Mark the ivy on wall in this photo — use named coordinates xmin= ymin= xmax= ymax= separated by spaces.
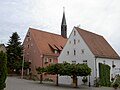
xmin=99 ymin=63 xmax=111 ymax=87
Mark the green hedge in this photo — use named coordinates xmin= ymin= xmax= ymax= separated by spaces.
xmin=99 ymin=63 xmax=110 ymax=86
xmin=0 ymin=51 xmax=7 ymax=90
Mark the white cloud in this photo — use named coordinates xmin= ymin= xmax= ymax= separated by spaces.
xmin=0 ymin=0 xmax=120 ymax=54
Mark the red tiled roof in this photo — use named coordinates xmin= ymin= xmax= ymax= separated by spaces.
xmin=29 ymin=28 xmax=67 ymax=55
xmin=75 ymin=27 xmax=120 ymax=59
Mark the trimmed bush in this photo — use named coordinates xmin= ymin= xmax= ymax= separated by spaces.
xmin=112 ymin=75 xmax=120 ymax=89
xmin=82 ymin=76 xmax=88 ymax=84
xmin=0 ymin=51 xmax=7 ymax=90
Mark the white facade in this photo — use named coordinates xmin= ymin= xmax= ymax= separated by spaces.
xmin=58 ymin=27 xmax=120 ymax=86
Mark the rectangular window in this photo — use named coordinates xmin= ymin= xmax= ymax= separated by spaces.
xmin=74 ymin=39 xmax=76 ymax=44
xmin=83 ymin=60 xmax=87 ymax=64
xmin=28 ymin=45 xmax=29 ymax=48
xmin=49 ymin=58 xmax=53 ymax=63
xmin=74 ymin=50 xmax=76 ymax=55
xmin=31 ymin=43 xmax=33 ymax=46
xmin=67 ymin=51 xmax=69 ymax=55
xmin=27 ymin=37 xmax=30 ymax=42
xmin=112 ymin=61 xmax=114 ymax=65
xmin=44 ymin=58 xmax=48 ymax=63
xmin=81 ymin=49 xmax=84 ymax=54
xmin=72 ymin=61 xmax=76 ymax=64
xmin=63 ymin=61 xmax=67 ymax=63
xmin=74 ymin=31 xmax=76 ymax=36
xmin=69 ymin=41 xmax=71 ymax=44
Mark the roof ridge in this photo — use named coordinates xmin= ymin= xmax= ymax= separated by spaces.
xmin=74 ymin=26 xmax=103 ymax=37
xmin=29 ymin=27 xmax=64 ymax=37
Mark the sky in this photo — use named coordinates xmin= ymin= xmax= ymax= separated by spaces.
xmin=0 ymin=0 xmax=120 ymax=55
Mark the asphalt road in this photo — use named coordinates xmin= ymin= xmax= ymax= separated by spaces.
xmin=5 ymin=76 xmax=119 ymax=90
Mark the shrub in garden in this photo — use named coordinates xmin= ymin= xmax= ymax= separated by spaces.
xmin=82 ymin=76 xmax=88 ymax=84
xmin=0 ymin=51 xmax=7 ymax=90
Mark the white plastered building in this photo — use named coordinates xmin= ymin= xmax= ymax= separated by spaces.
xmin=58 ymin=27 xmax=120 ymax=86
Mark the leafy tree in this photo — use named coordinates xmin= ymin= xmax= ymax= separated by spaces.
xmin=36 ymin=63 xmax=91 ymax=87
xmin=0 ymin=51 xmax=7 ymax=90
xmin=46 ymin=63 xmax=62 ymax=86
xmin=57 ymin=63 xmax=91 ymax=87
xmin=7 ymin=32 xmax=23 ymax=74
xmin=46 ymin=63 xmax=91 ymax=87
xmin=36 ymin=67 xmax=45 ymax=84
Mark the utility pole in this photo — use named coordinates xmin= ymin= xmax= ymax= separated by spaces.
xmin=21 ymin=52 xmax=24 ymax=79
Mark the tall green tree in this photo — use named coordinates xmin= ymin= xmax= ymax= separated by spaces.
xmin=0 ymin=51 xmax=7 ymax=90
xmin=7 ymin=32 xmax=23 ymax=74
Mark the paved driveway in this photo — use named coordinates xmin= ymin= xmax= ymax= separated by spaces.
xmin=5 ymin=76 xmax=119 ymax=90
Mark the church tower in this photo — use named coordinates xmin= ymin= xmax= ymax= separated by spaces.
xmin=61 ymin=7 xmax=67 ymax=38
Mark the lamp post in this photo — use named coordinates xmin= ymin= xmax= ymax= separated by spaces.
xmin=39 ymin=54 xmax=43 ymax=83
xmin=89 ymin=74 xmax=91 ymax=87
xmin=41 ymin=54 xmax=43 ymax=67
xmin=21 ymin=52 xmax=24 ymax=79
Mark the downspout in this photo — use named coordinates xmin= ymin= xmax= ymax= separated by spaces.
xmin=95 ymin=56 xmax=97 ymax=78
xmin=95 ymin=56 xmax=97 ymax=86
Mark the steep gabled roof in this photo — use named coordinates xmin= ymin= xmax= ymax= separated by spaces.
xmin=0 ymin=44 xmax=6 ymax=52
xmin=29 ymin=28 xmax=67 ymax=55
xmin=75 ymin=27 xmax=120 ymax=59
xmin=0 ymin=44 xmax=4 ymax=48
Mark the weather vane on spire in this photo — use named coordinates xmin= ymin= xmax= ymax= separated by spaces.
xmin=63 ymin=6 xmax=65 ymax=13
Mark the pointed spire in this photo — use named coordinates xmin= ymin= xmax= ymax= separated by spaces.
xmin=61 ymin=7 xmax=66 ymax=25
xmin=61 ymin=7 xmax=67 ymax=38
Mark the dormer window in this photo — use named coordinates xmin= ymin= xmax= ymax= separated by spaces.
xmin=54 ymin=50 xmax=58 ymax=54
